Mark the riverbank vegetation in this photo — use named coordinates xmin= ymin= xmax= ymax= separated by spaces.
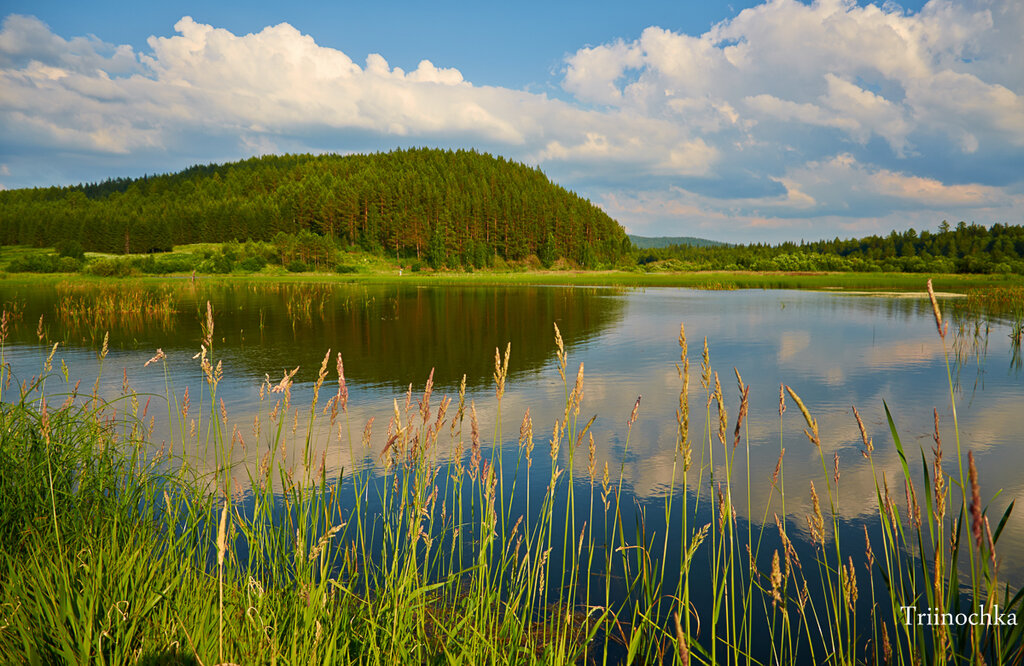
xmin=4 ymin=244 xmax=1019 ymax=290
xmin=1 ymin=286 xmax=1021 ymax=664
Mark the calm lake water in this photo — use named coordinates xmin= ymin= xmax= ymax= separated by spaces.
xmin=4 ymin=279 xmax=1023 ymax=592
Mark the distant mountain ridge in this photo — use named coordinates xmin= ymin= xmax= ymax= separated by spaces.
xmin=629 ymin=234 xmax=729 ymax=249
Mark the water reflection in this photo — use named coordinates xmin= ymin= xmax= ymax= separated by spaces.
xmin=3 ymin=281 xmax=625 ymax=391
xmin=4 ymin=283 xmax=1022 ymax=588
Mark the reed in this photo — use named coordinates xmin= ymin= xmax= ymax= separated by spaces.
xmin=0 ymin=283 xmax=1021 ymax=665
xmin=53 ymin=282 xmax=178 ymax=338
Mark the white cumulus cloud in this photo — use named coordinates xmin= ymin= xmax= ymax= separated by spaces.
xmin=0 ymin=2 xmax=1021 ymax=241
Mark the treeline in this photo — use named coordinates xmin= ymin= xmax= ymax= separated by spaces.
xmin=0 ymin=148 xmax=630 ymax=268
xmin=628 ymin=234 xmax=728 ymax=249
xmin=636 ymin=221 xmax=1024 ymax=275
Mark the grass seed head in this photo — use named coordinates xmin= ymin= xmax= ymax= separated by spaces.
xmin=701 ymin=337 xmax=711 ymax=391
xmin=628 ymin=395 xmax=641 ymax=429
xmin=774 ymin=514 xmax=796 ymax=575
xmin=852 ymin=405 xmax=872 ymax=457
xmin=677 ymin=325 xmax=690 ymax=459
xmin=927 ymin=279 xmax=946 ymax=339
xmin=420 ymin=368 xmax=434 ymax=424
xmin=770 ymin=550 xmax=783 ymax=608
xmin=452 ymin=373 xmax=467 ymax=437
xmin=785 ymin=385 xmax=819 ymax=448
xmin=470 ymin=400 xmax=481 ymax=478
xmin=601 ymin=461 xmax=611 ymax=504
xmin=733 ymin=382 xmax=749 ymax=449
xmin=362 ymin=416 xmax=374 ymax=449
xmin=550 ymin=419 xmax=561 ymax=462
xmin=554 ymin=322 xmax=566 ymax=382
xmin=808 ymin=481 xmax=825 ymax=547
xmin=904 ymin=476 xmax=921 ymax=529
xmin=587 ymin=432 xmax=596 ymax=484
xmin=336 ymin=353 xmax=348 ymax=412
xmin=569 ymin=362 xmax=584 ymax=417
xmin=843 ymin=556 xmax=858 ymax=612
xmin=203 ymin=301 xmax=214 ymax=349
xmin=494 ymin=342 xmax=511 ymax=400
xmin=44 ymin=342 xmax=58 ymax=374
xmin=969 ymin=451 xmax=983 ymax=551
xmin=271 ymin=366 xmax=300 ymax=400
xmin=714 ymin=373 xmax=726 ymax=447
xmin=519 ymin=407 xmax=533 ymax=449
xmin=674 ymin=611 xmax=690 ymax=666
xmin=312 ymin=349 xmax=330 ymax=408
xmin=144 ymin=348 xmax=166 ymax=367
xmin=932 ymin=408 xmax=946 ymax=520
xmin=864 ymin=525 xmax=875 ymax=569
xmin=772 ymin=448 xmax=785 ymax=488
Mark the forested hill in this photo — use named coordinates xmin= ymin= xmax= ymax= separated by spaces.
xmin=0 ymin=148 xmax=631 ymax=267
xmin=628 ymin=235 xmax=728 ymax=249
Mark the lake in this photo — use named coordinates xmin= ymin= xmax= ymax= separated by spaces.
xmin=3 ymin=278 xmax=1022 ymax=660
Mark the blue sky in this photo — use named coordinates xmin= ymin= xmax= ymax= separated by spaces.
xmin=1 ymin=0 xmax=1020 ymax=242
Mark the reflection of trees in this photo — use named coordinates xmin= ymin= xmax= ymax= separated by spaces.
xmin=5 ymin=282 xmax=625 ymax=391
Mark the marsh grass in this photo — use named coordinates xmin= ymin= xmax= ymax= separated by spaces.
xmin=964 ymin=286 xmax=1024 ymax=318
xmin=54 ymin=282 xmax=179 ymax=338
xmin=0 ymin=285 xmax=1022 ymax=665
xmin=954 ymin=285 xmax=1024 ymax=381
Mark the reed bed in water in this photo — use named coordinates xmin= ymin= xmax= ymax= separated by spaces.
xmin=53 ymin=282 xmax=179 ymax=338
xmin=0 ymin=285 xmax=1022 ymax=665
xmin=963 ymin=286 xmax=1024 ymax=318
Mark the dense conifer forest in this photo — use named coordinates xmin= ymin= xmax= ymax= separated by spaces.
xmin=0 ymin=148 xmax=630 ymax=268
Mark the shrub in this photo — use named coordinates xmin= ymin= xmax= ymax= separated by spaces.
xmin=152 ymin=255 xmax=198 ymax=274
xmin=133 ymin=255 xmax=158 ymax=274
xmin=7 ymin=254 xmax=59 ymax=273
xmin=287 ymin=259 xmax=309 ymax=273
xmin=56 ymin=257 xmax=81 ymax=273
xmin=55 ymin=240 xmax=85 ymax=261
xmin=334 ymin=263 xmax=358 ymax=274
xmin=240 ymin=256 xmax=267 ymax=272
xmin=221 ymin=240 xmax=241 ymax=262
xmin=196 ymin=254 xmax=233 ymax=274
xmin=85 ymin=257 xmax=138 ymax=277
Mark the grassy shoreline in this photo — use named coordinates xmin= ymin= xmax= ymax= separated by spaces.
xmin=3 ymin=267 xmax=1023 ymax=293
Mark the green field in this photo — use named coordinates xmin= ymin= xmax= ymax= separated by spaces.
xmin=4 ymin=239 xmax=1024 ymax=295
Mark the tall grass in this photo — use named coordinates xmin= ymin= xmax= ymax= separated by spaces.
xmin=0 ymin=285 xmax=1021 ymax=664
